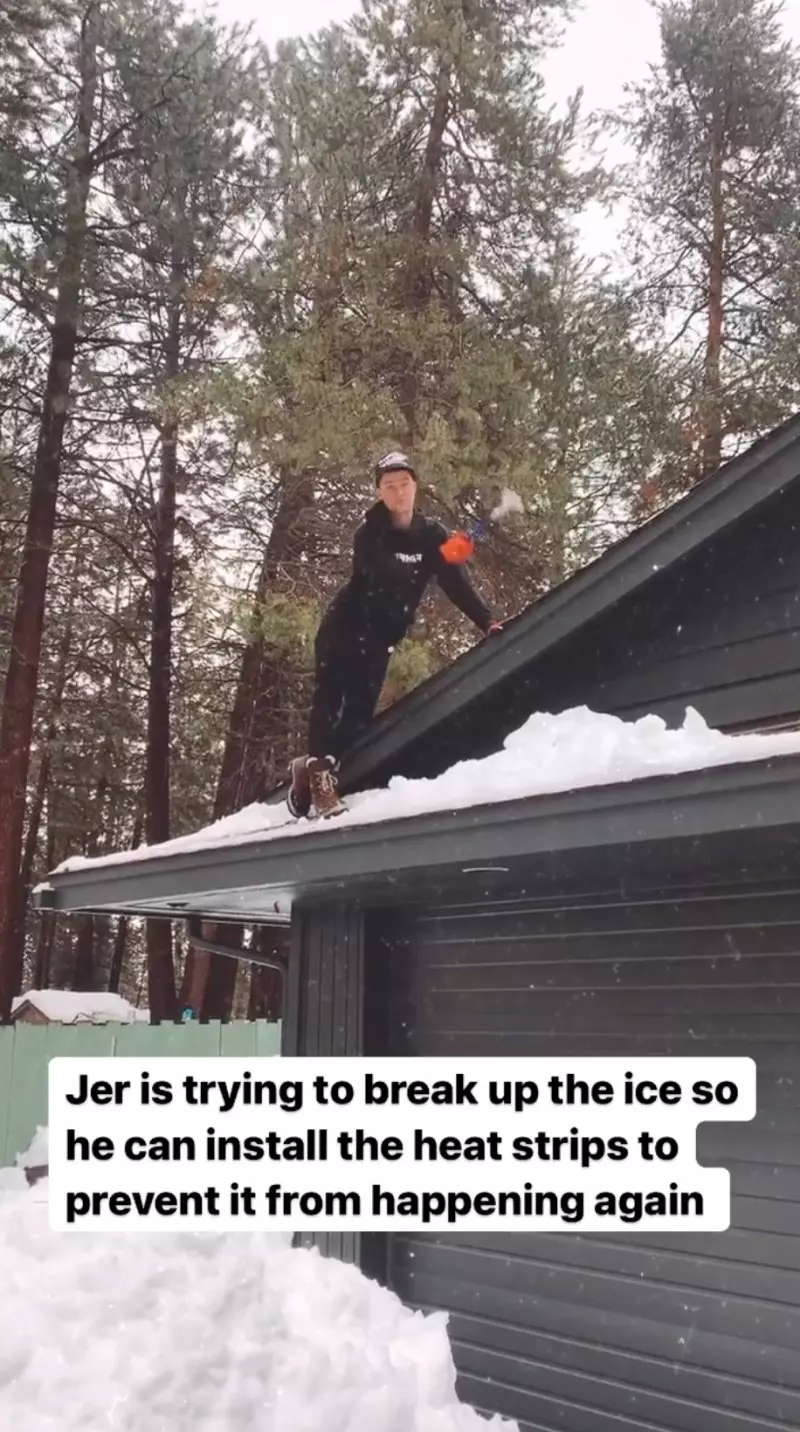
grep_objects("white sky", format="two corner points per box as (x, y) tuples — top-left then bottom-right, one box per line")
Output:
(189, 0), (800, 265)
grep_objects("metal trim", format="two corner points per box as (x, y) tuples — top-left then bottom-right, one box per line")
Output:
(184, 917), (288, 976)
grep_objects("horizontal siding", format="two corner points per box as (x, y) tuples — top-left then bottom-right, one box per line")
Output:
(389, 883), (800, 1432)
(395, 1262), (799, 1430)
(588, 670), (800, 732)
(600, 614), (800, 706)
(552, 488), (800, 732)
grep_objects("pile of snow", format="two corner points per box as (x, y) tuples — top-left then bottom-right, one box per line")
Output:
(0, 1128), (48, 1194)
(0, 1165), (28, 1194)
(19, 1126), (48, 1168)
(12, 990), (147, 1024)
(0, 1170), (515, 1432)
(50, 704), (800, 876)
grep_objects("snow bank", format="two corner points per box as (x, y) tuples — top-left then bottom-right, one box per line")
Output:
(18, 1125), (48, 1168)
(0, 1127), (49, 1194)
(0, 1174), (515, 1432)
(51, 703), (800, 876)
(0, 1166), (28, 1194)
(11, 990), (146, 1024)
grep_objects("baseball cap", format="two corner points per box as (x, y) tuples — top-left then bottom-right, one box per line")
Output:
(375, 451), (417, 484)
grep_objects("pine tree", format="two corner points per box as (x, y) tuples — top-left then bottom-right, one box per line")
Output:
(0, 0), (60, 131)
(612, 0), (800, 492)
(219, 0), (603, 603)
(184, 0), (601, 1016)
(0, 0), (104, 1020)
(183, 2), (677, 1026)
(0, 0), (247, 1019)
(100, 10), (270, 1020)
(219, 0), (669, 655)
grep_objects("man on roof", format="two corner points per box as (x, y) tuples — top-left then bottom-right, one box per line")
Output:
(288, 451), (503, 819)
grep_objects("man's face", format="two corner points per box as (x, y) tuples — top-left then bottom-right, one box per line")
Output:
(378, 468), (417, 520)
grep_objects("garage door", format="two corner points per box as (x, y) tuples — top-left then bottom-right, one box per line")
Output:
(387, 882), (800, 1432)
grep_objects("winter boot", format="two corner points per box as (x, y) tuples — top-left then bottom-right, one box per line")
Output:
(307, 756), (346, 818)
(287, 757), (312, 819)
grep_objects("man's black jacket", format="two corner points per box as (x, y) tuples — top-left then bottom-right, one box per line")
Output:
(325, 501), (493, 644)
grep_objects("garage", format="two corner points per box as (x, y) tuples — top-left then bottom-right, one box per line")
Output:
(387, 878), (800, 1432)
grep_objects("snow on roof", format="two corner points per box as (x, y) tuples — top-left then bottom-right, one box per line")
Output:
(0, 1165), (515, 1432)
(11, 990), (147, 1024)
(48, 704), (800, 879)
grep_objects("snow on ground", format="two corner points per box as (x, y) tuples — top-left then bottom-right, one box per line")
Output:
(0, 1129), (48, 1192)
(18, 1125), (48, 1168)
(0, 1127), (48, 1193)
(0, 1154), (515, 1432)
(50, 703), (800, 876)
(11, 990), (147, 1024)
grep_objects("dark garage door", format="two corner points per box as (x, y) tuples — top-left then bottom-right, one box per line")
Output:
(386, 882), (800, 1432)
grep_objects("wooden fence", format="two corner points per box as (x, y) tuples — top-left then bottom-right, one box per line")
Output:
(0, 1019), (282, 1166)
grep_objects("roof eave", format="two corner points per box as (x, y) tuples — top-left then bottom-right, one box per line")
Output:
(34, 751), (800, 920)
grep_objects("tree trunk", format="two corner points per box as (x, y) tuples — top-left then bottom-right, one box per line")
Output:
(143, 251), (182, 1023)
(12, 534), (81, 968)
(107, 814), (142, 994)
(214, 471), (314, 815)
(12, 738), (53, 983)
(398, 58), (451, 442)
(72, 919), (96, 991)
(202, 923), (241, 1018)
(0, 5), (98, 1020)
(70, 766), (109, 990)
(213, 579), (271, 819)
(247, 927), (287, 1021)
(548, 424), (573, 588)
(700, 119), (725, 480)
(33, 806), (59, 988)
(107, 918), (129, 996)
(33, 915), (55, 990)
(182, 471), (314, 1020)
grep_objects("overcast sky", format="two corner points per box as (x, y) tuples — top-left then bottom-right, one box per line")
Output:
(187, 0), (800, 263)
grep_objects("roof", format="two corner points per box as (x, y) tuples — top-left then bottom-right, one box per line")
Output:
(11, 990), (147, 1024)
(33, 751), (800, 920)
(320, 411), (800, 797)
(30, 412), (800, 924)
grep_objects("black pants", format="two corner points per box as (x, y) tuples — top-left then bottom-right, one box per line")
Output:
(307, 606), (394, 763)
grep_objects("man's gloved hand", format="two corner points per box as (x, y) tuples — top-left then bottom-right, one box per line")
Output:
(439, 531), (474, 564)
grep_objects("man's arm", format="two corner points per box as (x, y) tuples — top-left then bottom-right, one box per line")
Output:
(429, 523), (494, 632)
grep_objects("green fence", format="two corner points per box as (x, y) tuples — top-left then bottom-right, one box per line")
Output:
(0, 1019), (282, 1166)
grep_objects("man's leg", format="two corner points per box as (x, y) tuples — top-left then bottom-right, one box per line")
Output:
(288, 612), (348, 817)
(308, 612), (352, 762)
(289, 627), (392, 818)
(306, 636), (391, 816)
(332, 637), (393, 757)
